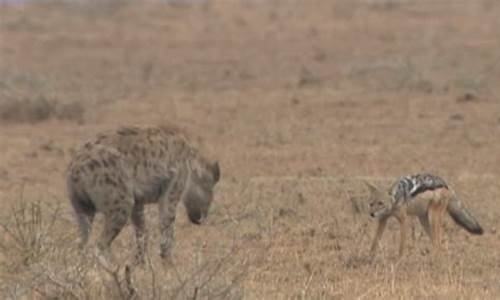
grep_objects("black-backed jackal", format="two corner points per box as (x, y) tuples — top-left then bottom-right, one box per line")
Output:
(366, 173), (483, 258)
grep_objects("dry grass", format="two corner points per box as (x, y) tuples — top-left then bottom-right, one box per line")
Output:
(1, 0), (500, 299)
(0, 199), (248, 299)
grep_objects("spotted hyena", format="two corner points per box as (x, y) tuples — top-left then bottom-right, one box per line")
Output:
(67, 125), (220, 262)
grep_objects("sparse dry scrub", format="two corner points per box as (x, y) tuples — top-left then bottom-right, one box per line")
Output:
(0, 195), (248, 300)
(0, 199), (60, 268)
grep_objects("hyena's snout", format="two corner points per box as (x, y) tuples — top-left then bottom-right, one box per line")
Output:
(184, 166), (218, 225)
(184, 191), (212, 225)
(187, 209), (207, 225)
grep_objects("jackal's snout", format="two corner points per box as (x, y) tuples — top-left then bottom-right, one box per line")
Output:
(369, 200), (388, 219)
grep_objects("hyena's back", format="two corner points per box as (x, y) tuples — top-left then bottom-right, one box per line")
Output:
(93, 125), (194, 165)
(91, 126), (198, 192)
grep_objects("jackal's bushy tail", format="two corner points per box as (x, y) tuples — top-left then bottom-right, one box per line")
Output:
(447, 196), (484, 235)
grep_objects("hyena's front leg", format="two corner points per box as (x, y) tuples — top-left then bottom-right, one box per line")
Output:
(158, 170), (185, 261)
(131, 203), (147, 264)
(158, 198), (178, 261)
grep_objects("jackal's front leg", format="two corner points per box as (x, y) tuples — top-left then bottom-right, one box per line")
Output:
(370, 217), (388, 257)
(397, 217), (407, 257)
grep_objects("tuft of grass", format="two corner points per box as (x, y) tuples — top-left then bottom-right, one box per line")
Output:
(0, 197), (61, 268)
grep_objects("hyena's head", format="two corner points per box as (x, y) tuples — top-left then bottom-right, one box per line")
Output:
(364, 181), (392, 219)
(184, 159), (220, 225)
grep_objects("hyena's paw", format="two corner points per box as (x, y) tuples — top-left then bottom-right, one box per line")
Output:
(94, 247), (118, 269)
(160, 241), (174, 262)
(133, 252), (146, 266)
(160, 251), (174, 268)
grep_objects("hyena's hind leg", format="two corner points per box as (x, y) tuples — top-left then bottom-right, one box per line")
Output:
(131, 203), (147, 264)
(69, 192), (96, 249)
(97, 199), (133, 260)
(76, 211), (95, 248)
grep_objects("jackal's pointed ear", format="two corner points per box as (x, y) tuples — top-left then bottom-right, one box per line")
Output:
(212, 161), (220, 183)
(363, 180), (380, 194)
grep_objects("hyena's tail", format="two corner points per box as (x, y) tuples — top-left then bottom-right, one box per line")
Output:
(447, 195), (484, 235)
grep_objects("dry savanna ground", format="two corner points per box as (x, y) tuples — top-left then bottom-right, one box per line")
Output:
(1, 0), (500, 299)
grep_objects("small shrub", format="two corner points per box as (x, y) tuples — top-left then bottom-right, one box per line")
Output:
(0, 96), (84, 124)
(55, 101), (85, 123)
(0, 96), (54, 123)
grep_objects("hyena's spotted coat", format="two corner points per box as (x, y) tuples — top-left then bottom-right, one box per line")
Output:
(67, 126), (220, 262)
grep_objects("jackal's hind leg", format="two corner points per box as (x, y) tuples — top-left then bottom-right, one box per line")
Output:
(131, 203), (147, 264)
(428, 203), (446, 251)
(428, 205), (438, 248)
(370, 217), (388, 257)
(418, 214), (432, 240)
(435, 203), (447, 250)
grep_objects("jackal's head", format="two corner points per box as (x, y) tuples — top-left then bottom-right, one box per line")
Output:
(364, 181), (392, 219)
(184, 160), (220, 225)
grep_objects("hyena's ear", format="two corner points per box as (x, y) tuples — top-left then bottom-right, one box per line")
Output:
(212, 161), (220, 183)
